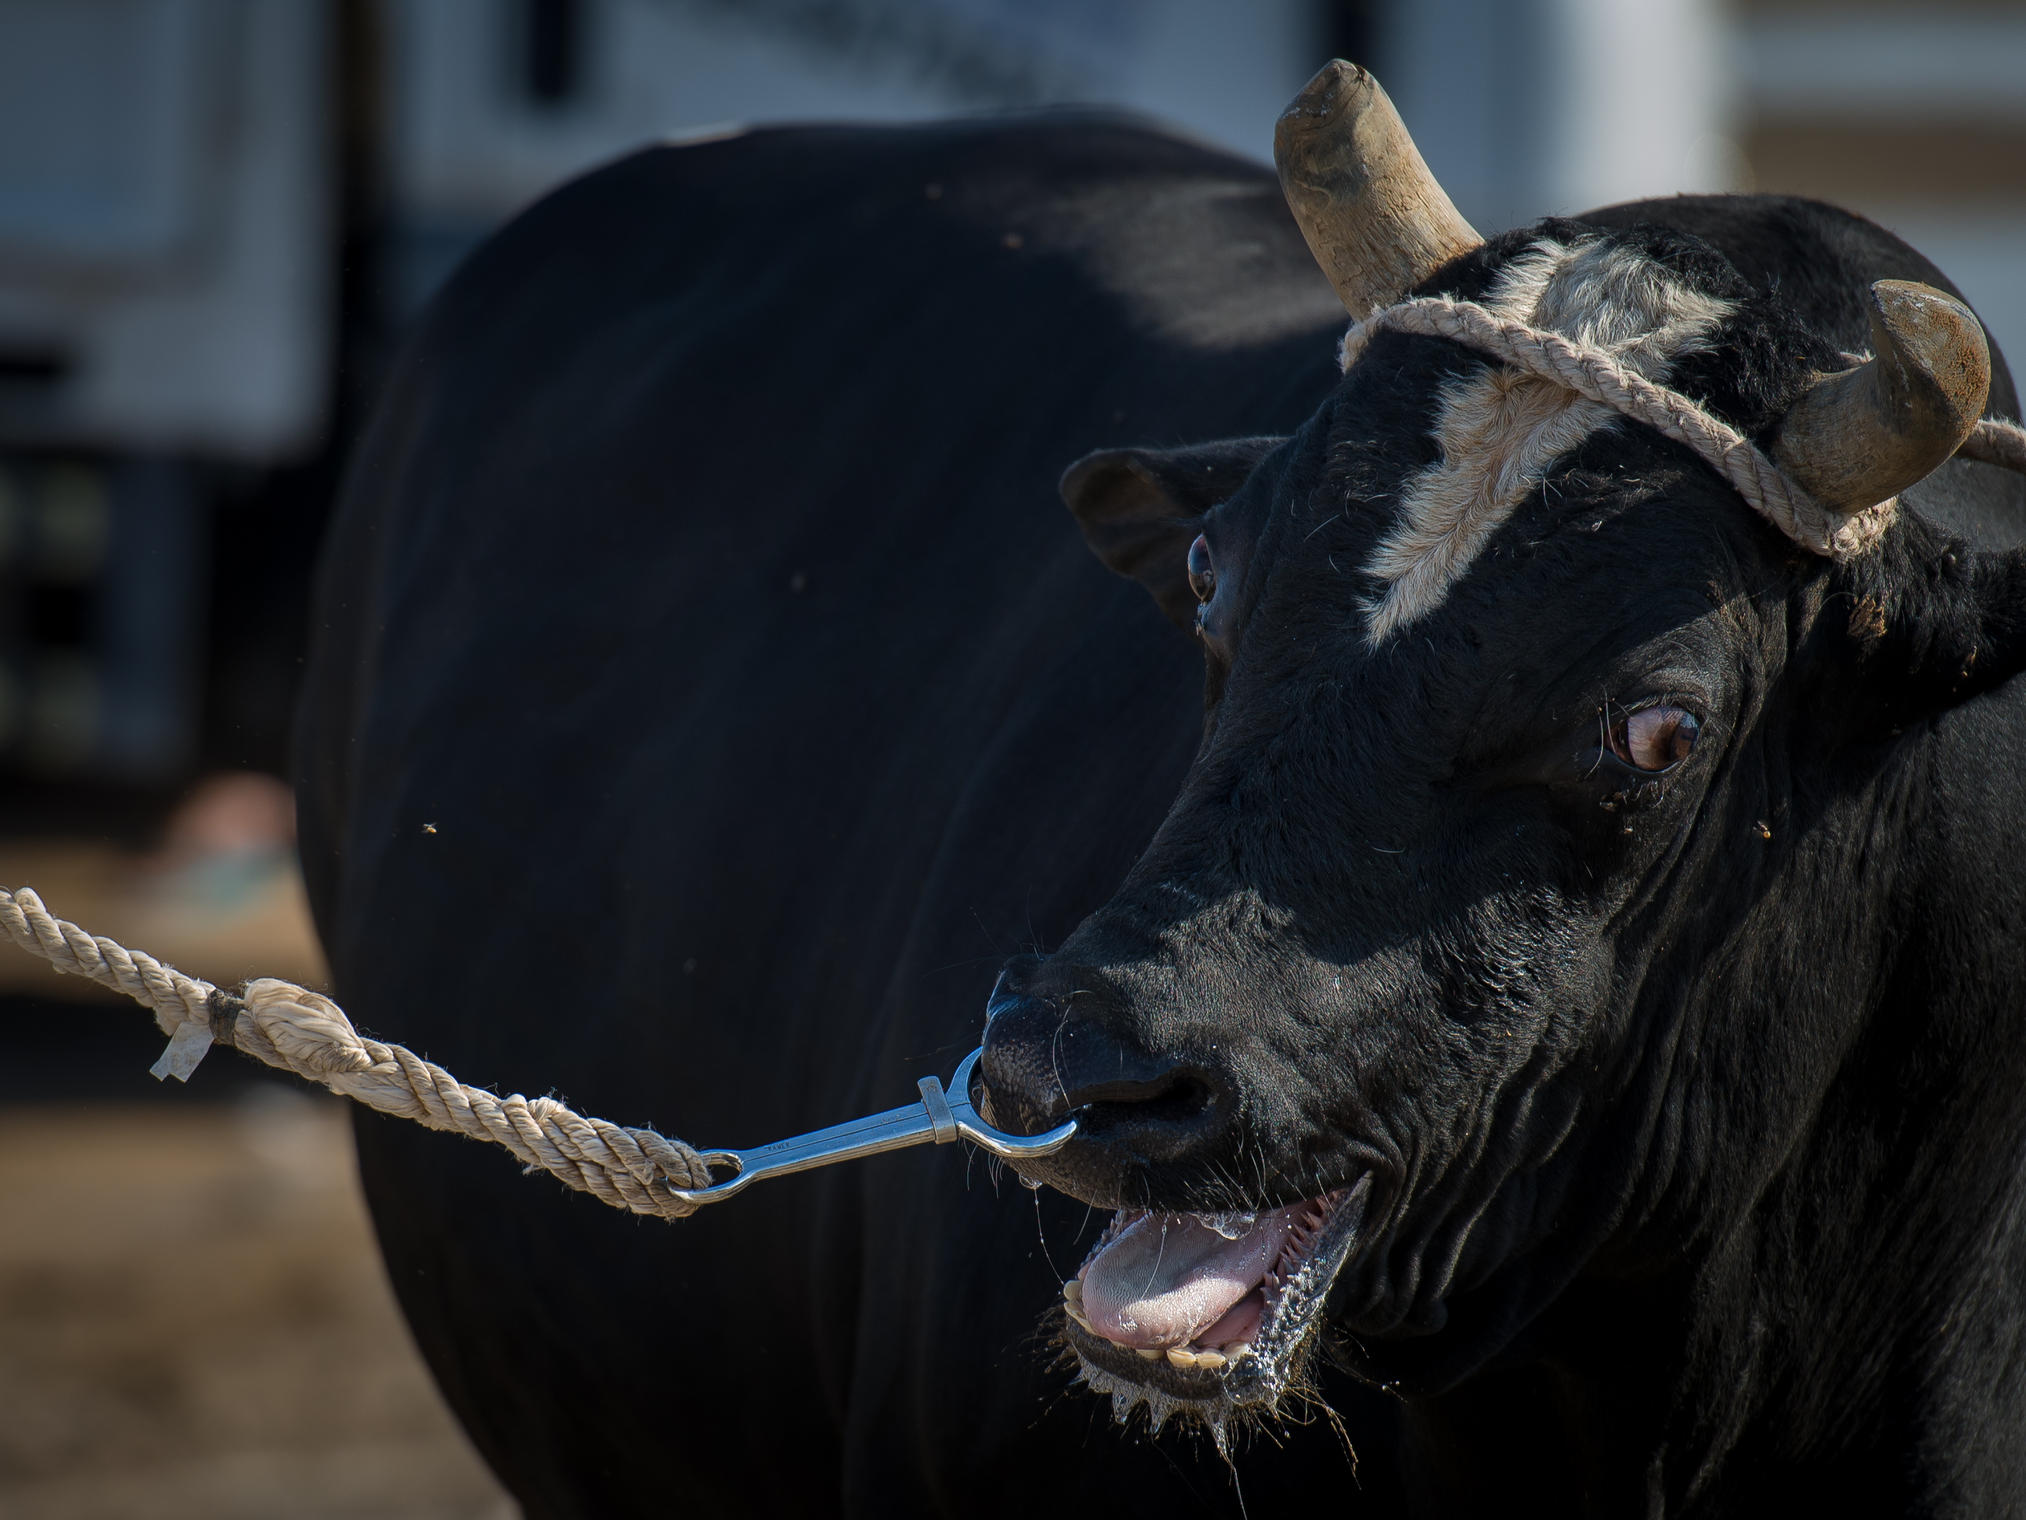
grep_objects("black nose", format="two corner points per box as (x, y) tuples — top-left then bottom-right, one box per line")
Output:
(978, 986), (1230, 1166)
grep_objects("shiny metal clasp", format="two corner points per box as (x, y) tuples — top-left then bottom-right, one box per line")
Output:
(667, 1047), (1076, 1206)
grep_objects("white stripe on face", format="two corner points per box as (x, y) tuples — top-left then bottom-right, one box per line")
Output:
(1357, 238), (1735, 645)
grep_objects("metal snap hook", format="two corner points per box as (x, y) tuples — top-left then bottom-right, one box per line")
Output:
(666, 1046), (1076, 1206)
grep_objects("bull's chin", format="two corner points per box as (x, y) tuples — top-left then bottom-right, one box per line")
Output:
(1057, 1176), (1372, 1433)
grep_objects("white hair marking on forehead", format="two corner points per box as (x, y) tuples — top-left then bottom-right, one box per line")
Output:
(1355, 237), (1737, 645)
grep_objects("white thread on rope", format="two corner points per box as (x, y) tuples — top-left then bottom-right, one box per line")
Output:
(1341, 295), (2026, 560)
(0, 885), (710, 1219)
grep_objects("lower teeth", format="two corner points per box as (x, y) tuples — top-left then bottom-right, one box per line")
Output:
(1069, 1312), (1251, 1371)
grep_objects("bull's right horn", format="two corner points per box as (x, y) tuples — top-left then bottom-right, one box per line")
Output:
(1771, 280), (1991, 516)
(1274, 60), (1482, 317)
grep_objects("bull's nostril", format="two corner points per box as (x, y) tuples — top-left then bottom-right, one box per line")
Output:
(978, 979), (1234, 1162)
(1064, 1066), (1215, 1123)
(984, 955), (1043, 1026)
(1133, 1071), (1215, 1127)
(1066, 1062), (1231, 1168)
(977, 992), (1072, 1135)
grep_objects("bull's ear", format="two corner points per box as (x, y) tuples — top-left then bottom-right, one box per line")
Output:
(1060, 438), (1283, 629)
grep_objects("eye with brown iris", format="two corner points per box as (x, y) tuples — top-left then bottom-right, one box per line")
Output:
(1187, 534), (1216, 604)
(1610, 705), (1701, 772)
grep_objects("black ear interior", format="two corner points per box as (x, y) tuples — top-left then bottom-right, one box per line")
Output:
(1060, 437), (1284, 629)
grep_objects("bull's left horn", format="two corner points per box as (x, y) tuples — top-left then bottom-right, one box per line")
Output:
(1772, 280), (1992, 515)
(1274, 60), (1482, 317)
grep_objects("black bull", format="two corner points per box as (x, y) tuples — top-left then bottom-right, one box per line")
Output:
(298, 118), (2026, 1514)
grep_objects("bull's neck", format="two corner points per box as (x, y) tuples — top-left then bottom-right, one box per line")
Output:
(1413, 709), (2026, 1515)
(1653, 710), (2026, 1512)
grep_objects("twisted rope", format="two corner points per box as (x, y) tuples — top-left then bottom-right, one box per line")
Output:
(1339, 295), (2026, 560)
(1966, 417), (2026, 477)
(0, 885), (710, 1219)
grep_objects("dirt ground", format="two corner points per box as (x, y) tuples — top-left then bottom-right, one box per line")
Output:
(0, 1090), (514, 1519)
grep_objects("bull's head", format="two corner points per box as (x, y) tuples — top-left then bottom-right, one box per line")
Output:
(977, 62), (2025, 1433)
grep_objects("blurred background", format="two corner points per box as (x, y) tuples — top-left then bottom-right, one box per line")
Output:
(0, 1), (2017, 1515)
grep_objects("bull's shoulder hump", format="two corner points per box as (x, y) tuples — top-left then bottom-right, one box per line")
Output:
(414, 114), (1345, 374)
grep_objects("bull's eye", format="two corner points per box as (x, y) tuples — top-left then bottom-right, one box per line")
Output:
(1610, 704), (1701, 772)
(1186, 534), (1216, 603)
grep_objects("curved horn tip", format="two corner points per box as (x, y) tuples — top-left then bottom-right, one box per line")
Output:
(1277, 58), (1373, 135)
(1868, 279), (1991, 429)
(1273, 59), (1481, 318)
(1772, 279), (1992, 518)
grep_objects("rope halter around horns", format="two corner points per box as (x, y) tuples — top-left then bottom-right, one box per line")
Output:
(1339, 294), (2026, 560)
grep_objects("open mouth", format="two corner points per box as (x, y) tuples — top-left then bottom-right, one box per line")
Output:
(1058, 1177), (1369, 1426)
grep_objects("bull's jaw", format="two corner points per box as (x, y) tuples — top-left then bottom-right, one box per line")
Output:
(1058, 1177), (1371, 1433)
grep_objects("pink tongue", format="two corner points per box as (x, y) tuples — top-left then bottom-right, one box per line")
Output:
(1078, 1207), (1296, 1349)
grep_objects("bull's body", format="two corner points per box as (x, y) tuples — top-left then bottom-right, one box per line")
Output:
(298, 115), (2026, 1516)
(297, 119), (1373, 1514)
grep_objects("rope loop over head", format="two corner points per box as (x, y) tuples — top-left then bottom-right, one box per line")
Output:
(0, 885), (711, 1220)
(1342, 293), (2026, 558)
(1341, 294), (1901, 559)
